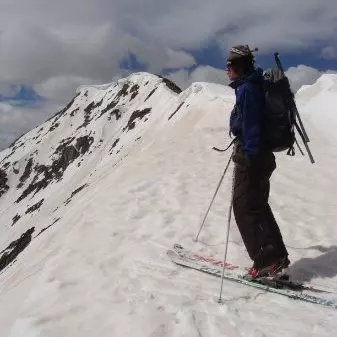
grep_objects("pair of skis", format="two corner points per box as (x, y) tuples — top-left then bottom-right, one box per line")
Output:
(167, 244), (337, 309)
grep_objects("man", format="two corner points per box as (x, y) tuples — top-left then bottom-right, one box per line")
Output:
(227, 45), (289, 279)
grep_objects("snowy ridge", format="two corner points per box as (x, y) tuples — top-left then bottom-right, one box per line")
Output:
(1, 73), (337, 336)
(0, 72), (184, 244)
(298, 73), (337, 95)
(297, 74), (337, 145)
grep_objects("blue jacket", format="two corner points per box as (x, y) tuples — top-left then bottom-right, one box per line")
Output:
(229, 68), (265, 157)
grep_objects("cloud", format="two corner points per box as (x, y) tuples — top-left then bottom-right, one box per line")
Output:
(1, 0), (337, 88)
(0, 102), (59, 150)
(320, 46), (337, 59)
(286, 65), (337, 92)
(169, 64), (337, 95)
(35, 76), (101, 104)
(286, 65), (323, 92)
(1, 0), (337, 149)
(168, 65), (228, 89)
(0, 83), (18, 98)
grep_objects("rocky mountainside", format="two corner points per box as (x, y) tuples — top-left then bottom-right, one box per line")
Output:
(0, 73), (186, 271)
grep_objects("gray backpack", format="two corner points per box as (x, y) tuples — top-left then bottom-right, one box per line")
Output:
(262, 68), (296, 154)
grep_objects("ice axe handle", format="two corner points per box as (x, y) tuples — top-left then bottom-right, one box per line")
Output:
(274, 52), (285, 74)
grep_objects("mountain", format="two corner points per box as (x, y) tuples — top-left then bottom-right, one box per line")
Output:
(0, 73), (337, 337)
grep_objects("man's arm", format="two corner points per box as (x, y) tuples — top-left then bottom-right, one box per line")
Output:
(241, 83), (264, 157)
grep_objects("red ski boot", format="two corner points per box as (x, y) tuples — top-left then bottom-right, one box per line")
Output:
(246, 256), (290, 280)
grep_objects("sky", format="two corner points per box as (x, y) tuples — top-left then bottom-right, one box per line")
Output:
(0, 0), (337, 150)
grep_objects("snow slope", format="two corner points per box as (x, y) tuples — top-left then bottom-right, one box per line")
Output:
(0, 72), (337, 337)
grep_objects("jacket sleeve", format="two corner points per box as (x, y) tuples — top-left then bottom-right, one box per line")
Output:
(240, 83), (264, 157)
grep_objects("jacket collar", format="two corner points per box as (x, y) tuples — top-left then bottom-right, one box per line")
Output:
(229, 67), (264, 90)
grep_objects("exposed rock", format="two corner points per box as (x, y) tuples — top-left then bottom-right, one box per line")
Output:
(36, 217), (60, 237)
(115, 83), (130, 100)
(45, 92), (80, 123)
(108, 109), (121, 121)
(130, 84), (140, 101)
(0, 169), (9, 198)
(70, 107), (80, 117)
(123, 108), (152, 132)
(109, 138), (120, 153)
(54, 137), (76, 154)
(145, 88), (157, 102)
(97, 100), (118, 119)
(2, 162), (10, 170)
(16, 136), (94, 202)
(130, 84), (139, 92)
(8, 133), (25, 148)
(0, 227), (35, 272)
(12, 214), (21, 226)
(157, 75), (182, 94)
(17, 158), (34, 188)
(25, 199), (44, 214)
(78, 99), (104, 129)
(37, 225), (52, 237)
(49, 122), (60, 132)
(76, 136), (94, 154)
(168, 102), (184, 120)
(64, 184), (88, 205)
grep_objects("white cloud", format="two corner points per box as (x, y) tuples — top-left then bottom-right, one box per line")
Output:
(286, 65), (323, 92)
(168, 65), (228, 89)
(169, 64), (337, 95)
(0, 102), (59, 150)
(0, 83), (17, 98)
(286, 65), (337, 92)
(35, 76), (101, 103)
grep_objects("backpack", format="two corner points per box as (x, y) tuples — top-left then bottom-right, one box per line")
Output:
(262, 68), (296, 154)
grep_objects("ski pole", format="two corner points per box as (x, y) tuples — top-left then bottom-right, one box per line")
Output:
(194, 152), (233, 242)
(294, 123), (315, 164)
(218, 164), (235, 303)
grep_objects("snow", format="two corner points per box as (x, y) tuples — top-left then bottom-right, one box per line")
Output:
(0, 73), (337, 336)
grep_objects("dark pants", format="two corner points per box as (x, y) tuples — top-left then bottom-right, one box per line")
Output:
(232, 144), (288, 269)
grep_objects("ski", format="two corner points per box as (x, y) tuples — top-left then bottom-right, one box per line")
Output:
(168, 248), (337, 309)
(172, 244), (334, 294)
(173, 244), (239, 270)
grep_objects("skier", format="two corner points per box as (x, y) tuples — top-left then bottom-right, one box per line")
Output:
(226, 45), (290, 279)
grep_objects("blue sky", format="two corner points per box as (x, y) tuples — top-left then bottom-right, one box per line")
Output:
(0, 85), (44, 107)
(189, 43), (337, 71)
(119, 41), (337, 76)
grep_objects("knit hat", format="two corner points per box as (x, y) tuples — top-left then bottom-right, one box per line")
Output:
(227, 45), (257, 65)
